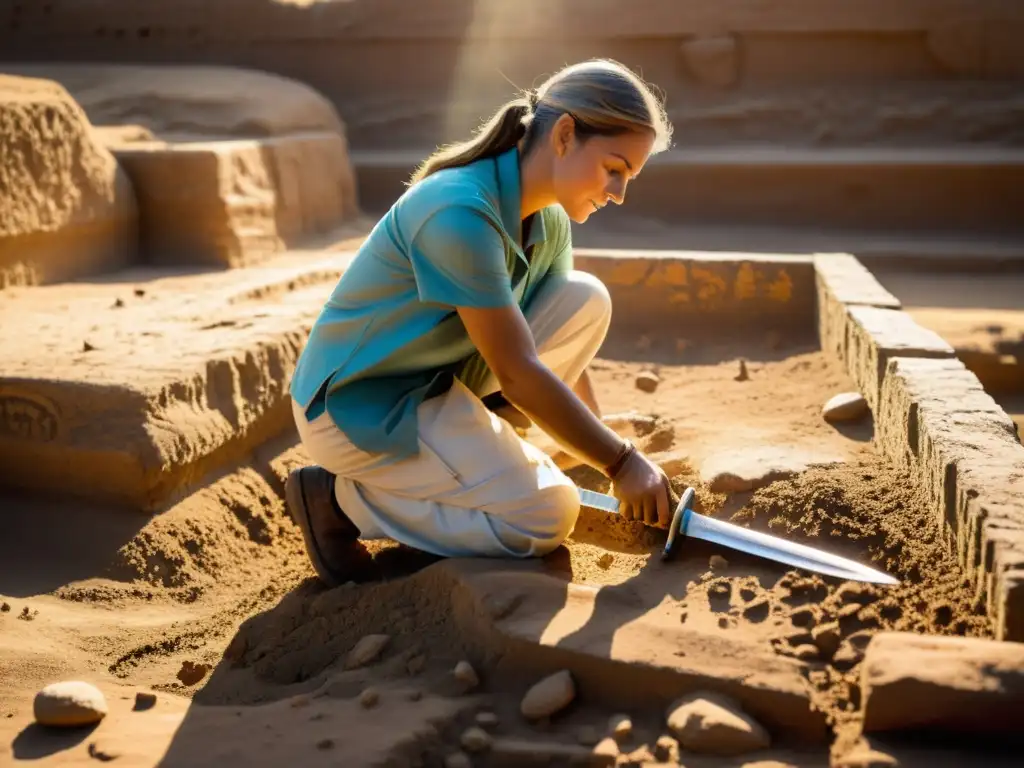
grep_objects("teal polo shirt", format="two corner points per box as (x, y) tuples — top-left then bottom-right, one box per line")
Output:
(289, 146), (574, 462)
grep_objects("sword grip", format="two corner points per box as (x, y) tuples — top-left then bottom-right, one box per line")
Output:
(662, 486), (696, 562)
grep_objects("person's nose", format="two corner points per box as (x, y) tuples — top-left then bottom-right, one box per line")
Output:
(605, 179), (627, 206)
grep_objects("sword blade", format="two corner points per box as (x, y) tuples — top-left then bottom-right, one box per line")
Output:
(577, 488), (898, 585)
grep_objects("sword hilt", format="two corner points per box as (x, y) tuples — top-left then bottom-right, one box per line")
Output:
(662, 486), (696, 561)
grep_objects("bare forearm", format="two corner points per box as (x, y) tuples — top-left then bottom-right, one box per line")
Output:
(503, 362), (623, 471)
(572, 368), (601, 418)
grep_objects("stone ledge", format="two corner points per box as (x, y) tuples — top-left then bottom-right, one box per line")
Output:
(813, 253), (902, 364)
(876, 356), (1024, 640)
(114, 132), (358, 268)
(572, 249), (816, 333)
(843, 305), (955, 411)
(0, 255), (347, 511)
(860, 632), (1024, 736)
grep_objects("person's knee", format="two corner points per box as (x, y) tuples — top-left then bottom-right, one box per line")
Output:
(528, 481), (581, 555)
(567, 271), (612, 329)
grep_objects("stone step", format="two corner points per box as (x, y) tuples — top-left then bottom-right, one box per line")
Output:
(0, 251), (352, 512)
(353, 146), (1024, 238)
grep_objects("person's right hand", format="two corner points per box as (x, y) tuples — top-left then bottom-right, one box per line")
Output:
(611, 448), (673, 528)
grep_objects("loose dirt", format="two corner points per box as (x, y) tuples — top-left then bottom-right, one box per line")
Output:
(0, 337), (992, 766)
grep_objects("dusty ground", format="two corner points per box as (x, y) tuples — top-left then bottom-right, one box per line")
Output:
(0, 333), (996, 767)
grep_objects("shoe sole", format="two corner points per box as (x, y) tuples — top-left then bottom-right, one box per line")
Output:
(285, 468), (345, 588)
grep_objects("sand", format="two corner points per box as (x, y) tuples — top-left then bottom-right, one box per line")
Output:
(0, 335), (997, 766)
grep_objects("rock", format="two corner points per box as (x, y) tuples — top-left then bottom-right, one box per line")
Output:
(576, 724), (600, 745)
(835, 746), (899, 767)
(133, 691), (157, 711)
(406, 654), (426, 676)
(33, 681), (108, 727)
(597, 553), (614, 569)
(0, 602), (9, 612)
(709, 554), (729, 571)
(666, 691), (771, 756)
(861, 632), (1024, 735)
(345, 634), (390, 670)
(609, 713), (633, 740)
(700, 446), (841, 493)
(635, 371), (661, 393)
(681, 35), (740, 88)
(594, 737), (619, 761)
(460, 726), (492, 753)
(812, 623), (842, 660)
(823, 392), (869, 423)
(654, 734), (679, 762)
(453, 660), (479, 691)
(520, 670), (576, 720)
(359, 687), (380, 709)
(444, 752), (472, 768)
(735, 358), (749, 381)
(475, 711), (499, 729)
(791, 644), (820, 661)
(176, 661), (210, 686)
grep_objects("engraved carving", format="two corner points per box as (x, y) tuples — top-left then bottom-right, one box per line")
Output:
(0, 392), (60, 443)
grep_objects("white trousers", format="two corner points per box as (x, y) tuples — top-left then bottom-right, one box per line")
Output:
(290, 270), (612, 559)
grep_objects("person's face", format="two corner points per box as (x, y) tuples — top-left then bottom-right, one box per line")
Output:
(548, 115), (656, 224)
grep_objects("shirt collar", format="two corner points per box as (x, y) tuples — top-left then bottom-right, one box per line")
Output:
(494, 146), (549, 257)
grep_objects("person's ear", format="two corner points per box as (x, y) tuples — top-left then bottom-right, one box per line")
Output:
(551, 113), (576, 158)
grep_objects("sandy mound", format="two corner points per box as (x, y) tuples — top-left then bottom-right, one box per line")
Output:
(3, 64), (345, 142)
(0, 74), (136, 287)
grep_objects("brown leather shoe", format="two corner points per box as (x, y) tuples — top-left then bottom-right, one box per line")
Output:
(285, 466), (361, 587)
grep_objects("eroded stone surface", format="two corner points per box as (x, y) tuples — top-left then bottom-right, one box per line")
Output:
(520, 670), (576, 720)
(876, 356), (1024, 640)
(0, 253), (351, 510)
(115, 133), (358, 267)
(1, 75), (136, 288)
(861, 632), (1024, 735)
(845, 305), (954, 411)
(681, 35), (740, 88)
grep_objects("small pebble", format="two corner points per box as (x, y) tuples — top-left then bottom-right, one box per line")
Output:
(654, 734), (679, 762)
(133, 288), (146, 297)
(133, 691), (157, 711)
(596, 553), (615, 569)
(0, 602), (9, 612)
(735, 359), (749, 381)
(444, 752), (472, 768)
(345, 634), (390, 670)
(453, 660), (479, 691)
(709, 554), (729, 571)
(520, 670), (575, 720)
(82, 340), (97, 352)
(718, 616), (730, 629)
(460, 726), (492, 753)
(635, 371), (660, 393)
(609, 713), (632, 740)
(34, 681), (108, 727)
(406, 654), (427, 676)
(475, 711), (499, 729)
(359, 687), (380, 709)
(822, 392), (869, 423)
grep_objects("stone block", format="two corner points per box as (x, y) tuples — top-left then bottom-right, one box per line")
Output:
(861, 632), (1024, 735)
(813, 253), (901, 362)
(0, 75), (137, 288)
(844, 306), (954, 411)
(115, 132), (357, 268)
(877, 356), (1024, 640)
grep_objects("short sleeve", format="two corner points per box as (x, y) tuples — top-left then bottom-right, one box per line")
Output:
(409, 205), (515, 308)
(545, 206), (574, 276)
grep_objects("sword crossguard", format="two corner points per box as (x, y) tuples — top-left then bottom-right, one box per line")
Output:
(662, 486), (696, 561)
